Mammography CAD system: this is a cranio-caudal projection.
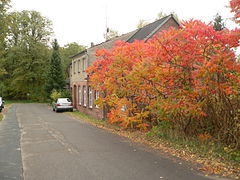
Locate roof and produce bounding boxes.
[88,30,138,51]
[71,14,180,59]
[85,30,138,65]
[127,15,178,43]
[70,49,87,59]
[70,30,137,60]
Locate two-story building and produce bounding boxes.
[70,14,180,119]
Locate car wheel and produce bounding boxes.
[70,109,73,112]
[55,109,59,113]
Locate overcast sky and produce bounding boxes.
[10,0,238,47]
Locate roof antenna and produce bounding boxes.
[105,6,109,41]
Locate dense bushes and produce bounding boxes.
[50,89,71,102]
[87,20,240,149]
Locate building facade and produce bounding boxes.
[70,15,180,119]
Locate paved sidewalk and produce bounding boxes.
[0,105,23,180]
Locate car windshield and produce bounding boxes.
[58,98,71,103]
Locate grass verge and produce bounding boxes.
[65,111,115,129]
[0,102,13,121]
[0,113,3,121]
[66,110,240,179]
[146,127,240,178]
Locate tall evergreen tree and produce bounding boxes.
[45,39,65,96]
[213,13,225,31]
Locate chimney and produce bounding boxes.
[91,42,94,47]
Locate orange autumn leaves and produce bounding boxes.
[230,0,240,23]
[87,20,240,137]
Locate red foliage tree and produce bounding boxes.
[230,0,240,23]
[87,20,240,148]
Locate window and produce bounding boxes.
[95,91,99,108]
[78,86,82,105]
[82,58,88,72]
[82,58,85,72]
[83,86,87,107]
[73,61,76,74]
[58,98,71,103]
[78,60,80,73]
[88,86,93,108]
[70,65,72,77]
[121,105,127,111]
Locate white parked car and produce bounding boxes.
[0,97,4,112]
[52,98,73,112]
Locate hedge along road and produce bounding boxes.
[0,104,223,180]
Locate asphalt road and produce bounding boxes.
[0,105,23,180]
[0,104,225,180]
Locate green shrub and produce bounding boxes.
[60,89,71,99]
[50,89,71,102]
[50,89,62,102]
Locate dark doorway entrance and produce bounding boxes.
[73,85,77,108]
